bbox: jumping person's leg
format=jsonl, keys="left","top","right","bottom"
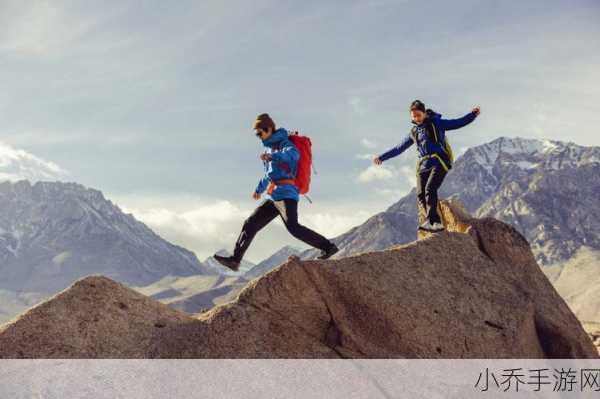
{"left": 424, "top": 166, "right": 447, "bottom": 225}
{"left": 231, "top": 200, "right": 280, "bottom": 262}
{"left": 277, "top": 199, "right": 337, "bottom": 257}
{"left": 416, "top": 169, "right": 431, "bottom": 215}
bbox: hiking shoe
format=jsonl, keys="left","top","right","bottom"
{"left": 429, "top": 222, "right": 445, "bottom": 232}
{"left": 418, "top": 221, "right": 445, "bottom": 232}
{"left": 213, "top": 254, "right": 240, "bottom": 272}
{"left": 318, "top": 244, "right": 339, "bottom": 260}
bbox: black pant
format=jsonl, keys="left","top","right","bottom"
{"left": 416, "top": 166, "right": 447, "bottom": 224}
{"left": 233, "top": 199, "right": 332, "bottom": 262}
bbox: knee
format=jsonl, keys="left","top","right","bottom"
{"left": 242, "top": 216, "right": 258, "bottom": 232}
{"left": 424, "top": 185, "right": 438, "bottom": 196}
{"left": 285, "top": 222, "right": 302, "bottom": 237}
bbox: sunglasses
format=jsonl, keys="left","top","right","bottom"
{"left": 255, "top": 129, "right": 266, "bottom": 138}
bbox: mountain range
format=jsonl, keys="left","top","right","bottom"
{"left": 0, "top": 180, "right": 216, "bottom": 322}
{"left": 0, "top": 136, "right": 597, "bottom": 329}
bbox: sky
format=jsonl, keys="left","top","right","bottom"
{"left": 0, "top": 0, "right": 598, "bottom": 262}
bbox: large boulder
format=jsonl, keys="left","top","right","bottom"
{"left": 0, "top": 202, "right": 596, "bottom": 358}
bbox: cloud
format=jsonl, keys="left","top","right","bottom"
{"left": 117, "top": 195, "right": 382, "bottom": 263}
{"left": 0, "top": 141, "right": 69, "bottom": 182}
{"left": 361, "top": 138, "right": 377, "bottom": 149}
{"left": 348, "top": 96, "right": 367, "bottom": 116}
{"left": 116, "top": 197, "right": 377, "bottom": 262}
{"left": 357, "top": 164, "right": 395, "bottom": 183}
{"left": 355, "top": 153, "right": 375, "bottom": 160}
{"left": 121, "top": 200, "right": 250, "bottom": 260}
{"left": 375, "top": 187, "right": 408, "bottom": 199}
{"left": 302, "top": 209, "right": 372, "bottom": 237}
{"left": 0, "top": 2, "right": 98, "bottom": 56}
{"left": 398, "top": 165, "right": 415, "bottom": 182}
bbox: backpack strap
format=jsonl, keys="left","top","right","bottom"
{"left": 425, "top": 119, "right": 439, "bottom": 144}
{"left": 410, "top": 126, "right": 418, "bottom": 143}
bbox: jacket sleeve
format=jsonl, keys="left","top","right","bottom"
{"left": 255, "top": 175, "right": 270, "bottom": 194}
{"left": 378, "top": 134, "right": 414, "bottom": 162}
{"left": 270, "top": 142, "right": 300, "bottom": 165}
{"left": 438, "top": 111, "right": 477, "bottom": 131}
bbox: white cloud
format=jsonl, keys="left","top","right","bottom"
{"left": 122, "top": 200, "right": 250, "bottom": 260}
{"left": 116, "top": 195, "right": 385, "bottom": 263}
{"left": 398, "top": 165, "right": 415, "bottom": 182}
{"left": 361, "top": 138, "right": 377, "bottom": 149}
{"left": 302, "top": 210, "right": 372, "bottom": 237}
{"left": 375, "top": 187, "right": 407, "bottom": 198}
{"left": 0, "top": 141, "right": 68, "bottom": 182}
{"left": 348, "top": 96, "right": 367, "bottom": 116}
{"left": 357, "top": 164, "right": 395, "bottom": 183}
{"left": 355, "top": 153, "right": 375, "bottom": 160}
{"left": 0, "top": 2, "right": 98, "bottom": 56}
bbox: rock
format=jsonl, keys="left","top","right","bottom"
{"left": 417, "top": 199, "right": 472, "bottom": 240}
{"left": 582, "top": 322, "right": 600, "bottom": 356}
{"left": 0, "top": 203, "right": 596, "bottom": 359}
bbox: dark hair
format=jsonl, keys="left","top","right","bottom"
{"left": 410, "top": 100, "right": 426, "bottom": 113}
{"left": 253, "top": 113, "right": 276, "bottom": 132}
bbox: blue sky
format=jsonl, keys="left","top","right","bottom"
{"left": 0, "top": 0, "right": 598, "bottom": 262}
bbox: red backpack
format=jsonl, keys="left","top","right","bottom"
{"left": 288, "top": 132, "right": 312, "bottom": 195}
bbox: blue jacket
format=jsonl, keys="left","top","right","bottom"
{"left": 379, "top": 111, "right": 477, "bottom": 171}
{"left": 255, "top": 128, "right": 300, "bottom": 201}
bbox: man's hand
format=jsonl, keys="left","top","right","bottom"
{"left": 252, "top": 192, "right": 261, "bottom": 200}
{"left": 260, "top": 153, "right": 272, "bottom": 162}
{"left": 472, "top": 106, "right": 481, "bottom": 116}
{"left": 373, "top": 156, "right": 383, "bottom": 165}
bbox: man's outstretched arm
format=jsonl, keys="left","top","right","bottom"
{"left": 376, "top": 134, "right": 414, "bottom": 163}
{"left": 439, "top": 106, "right": 481, "bottom": 131}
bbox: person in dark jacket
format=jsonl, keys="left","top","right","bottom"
{"left": 374, "top": 100, "right": 480, "bottom": 232}
{"left": 213, "top": 113, "right": 338, "bottom": 271}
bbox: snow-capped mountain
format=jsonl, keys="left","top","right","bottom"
{"left": 0, "top": 142, "right": 67, "bottom": 183}
{"left": 304, "top": 137, "right": 600, "bottom": 267}
{"left": 0, "top": 180, "right": 214, "bottom": 295}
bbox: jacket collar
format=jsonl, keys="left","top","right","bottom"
{"left": 262, "top": 128, "right": 288, "bottom": 148}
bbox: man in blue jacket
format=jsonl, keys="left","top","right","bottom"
{"left": 214, "top": 113, "right": 338, "bottom": 271}
{"left": 374, "top": 100, "right": 480, "bottom": 232}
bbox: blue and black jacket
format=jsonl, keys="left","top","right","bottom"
{"left": 379, "top": 110, "right": 477, "bottom": 172}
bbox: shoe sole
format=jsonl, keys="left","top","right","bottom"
{"left": 418, "top": 226, "right": 445, "bottom": 233}
{"left": 213, "top": 258, "right": 240, "bottom": 272}
{"left": 318, "top": 248, "right": 339, "bottom": 260}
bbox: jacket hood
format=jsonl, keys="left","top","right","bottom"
{"left": 427, "top": 110, "right": 442, "bottom": 119}
{"left": 262, "top": 128, "right": 289, "bottom": 148}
